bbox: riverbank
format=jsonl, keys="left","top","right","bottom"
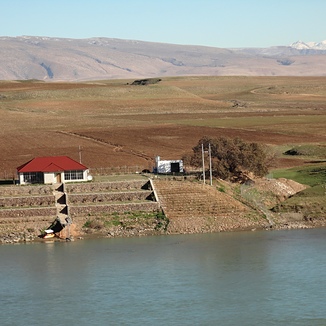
{"left": 1, "top": 176, "right": 325, "bottom": 244}
{"left": 2, "top": 214, "right": 325, "bottom": 245}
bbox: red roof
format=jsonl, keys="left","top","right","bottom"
{"left": 17, "top": 156, "right": 88, "bottom": 173}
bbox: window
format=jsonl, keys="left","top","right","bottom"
{"left": 64, "top": 170, "right": 84, "bottom": 181}
{"left": 23, "top": 172, "right": 44, "bottom": 184}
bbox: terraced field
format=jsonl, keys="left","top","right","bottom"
{"left": 153, "top": 179, "right": 268, "bottom": 233}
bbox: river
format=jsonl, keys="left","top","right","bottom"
{"left": 1, "top": 228, "right": 326, "bottom": 326}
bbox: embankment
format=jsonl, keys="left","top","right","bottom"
{"left": 0, "top": 176, "right": 325, "bottom": 244}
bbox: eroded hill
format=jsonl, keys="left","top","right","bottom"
{"left": 1, "top": 36, "right": 326, "bottom": 80}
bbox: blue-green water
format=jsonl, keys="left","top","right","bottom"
{"left": 1, "top": 229, "right": 326, "bottom": 326}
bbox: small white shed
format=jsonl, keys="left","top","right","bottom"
{"left": 154, "top": 156, "right": 183, "bottom": 174}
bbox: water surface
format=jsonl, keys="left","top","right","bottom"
{"left": 1, "top": 229, "right": 326, "bottom": 325}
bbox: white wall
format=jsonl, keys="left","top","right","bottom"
{"left": 155, "top": 157, "right": 183, "bottom": 174}
{"left": 44, "top": 172, "right": 56, "bottom": 184}
{"left": 18, "top": 173, "right": 25, "bottom": 185}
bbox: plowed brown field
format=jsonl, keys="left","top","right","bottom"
{"left": 1, "top": 76, "right": 326, "bottom": 177}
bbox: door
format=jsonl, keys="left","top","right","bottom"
{"left": 170, "top": 162, "right": 180, "bottom": 173}
{"left": 56, "top": 173, "right": 61, "bottom": 183}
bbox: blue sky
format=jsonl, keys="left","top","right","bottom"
{"left": 2, "top": 0, "right": 325, "bottom": 48}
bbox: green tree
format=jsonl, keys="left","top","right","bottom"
{"left": 190, "top": 136, "right": 268, "bottom": 181}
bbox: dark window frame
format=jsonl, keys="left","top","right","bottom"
{"left": 23, "top": 172, "right": 44, "bottom": 184}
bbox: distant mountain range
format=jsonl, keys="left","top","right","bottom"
{"left": 0, "top": 36, "right": 325, "bottom": 81}
{"left": 290, "top": 40, "right": 326, "bottom": 50}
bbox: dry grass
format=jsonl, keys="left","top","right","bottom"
{"left": 0, "top": 76, "right": 326, "bottom": 177}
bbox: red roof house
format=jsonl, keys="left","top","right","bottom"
{"left": 17, "top": 156, "right": 90, "bottom": 184}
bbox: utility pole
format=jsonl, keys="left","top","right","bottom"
{"left": 209, "top": 143, "right": 213, "bottom": 186}
{"left": 201, "top": 143, "right": 205, "bottom": 184}
{"left": 79, "top": 145, "right": 82, "bottom": 163}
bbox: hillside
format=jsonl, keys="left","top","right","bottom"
{"left": 1, "top": 36, "right": 326, "bottom": 80}
{"left": 0, "top": 76, "right": 325, "bottom": 178}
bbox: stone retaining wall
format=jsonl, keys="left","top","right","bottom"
{"left": 65, "top": 180, "right": 149, "bottom": 193}
{"left": 0, "top": 185, "right": 53, "bottom": 196}
{"left": 69, "top": 202, "right": 159, "bottom": 217}
{"left": 0, "top": 179, "right": 158, "bottom": 243}
{"left": 0, "top": 207, "right": 57, "bottom": 218}
{"left": 68, "top": 191, "right": 153, "bottom": 205}
{"left": 0, "top": 195, "right": 55, "bottom": 208}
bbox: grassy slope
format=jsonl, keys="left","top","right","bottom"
{"left": 272, "top": 164, "right": 326, "bottom": 187}
{"left": 271, "top": 160, "right": 326, "bottom": 217}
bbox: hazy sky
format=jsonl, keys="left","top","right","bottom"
{"left": 2, "top": 0, "right": 325, "bottom": 48}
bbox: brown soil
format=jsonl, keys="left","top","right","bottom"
{"left": 0, "top": 76, "right": 325, "bottom": 177}
{"left": 153, "top": 179, "right": 269, "bottom": 233}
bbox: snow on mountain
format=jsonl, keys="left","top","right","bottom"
{"left": 290, "top": 40, "right": 311, "bottom": 49}
{"left": 291, "top": 40, "right": 326, "bottom": 50}
{"left": 314, "top": 40, "right": 326, "bottom": 50}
